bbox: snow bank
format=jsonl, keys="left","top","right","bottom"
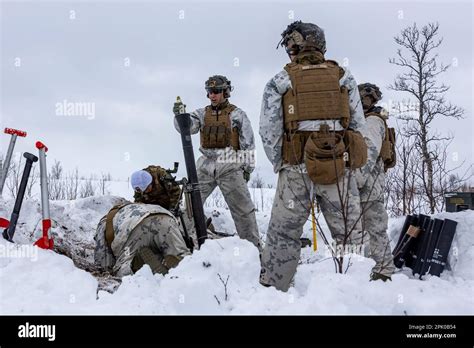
{"left": 0, "top": 195, "right": 473, "bottom": 315}
{"left": 1, "top": 236, "right": 472, "bottom": 315}
{"left": 0, "top": 239, "right": 98, "bottom": 314}
{"left": 0, "top": 195, "right": 125, "bottom": 270}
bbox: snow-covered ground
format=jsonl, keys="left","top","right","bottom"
{"left": 0, "top": 191, "right": 473, "bottom": 315}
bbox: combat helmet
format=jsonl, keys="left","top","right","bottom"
{"left": 205, "top": 75, "right": 233, "bottom": 98}
{"left": 358, "top": 83, "right": 383, "bottom": 110}
{"left": 277, "top": 20, "right": 326, "bottom": 55}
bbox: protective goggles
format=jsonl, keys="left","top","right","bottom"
{"left": 206, "top": 88, "right": 224, "bottom": 95}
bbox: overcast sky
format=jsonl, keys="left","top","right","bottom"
{"left": 1, "top": 0, "right": 472, "bottom": 187}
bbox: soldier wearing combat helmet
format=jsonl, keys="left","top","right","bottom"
{"left": 172, "top": 75, "right": 261, "bottom": 252}
{"left": 356, "top": 82, "right": 396, "bottom": 281}
{"left": 259, "top": 21, "right": 368, "bottom": 291}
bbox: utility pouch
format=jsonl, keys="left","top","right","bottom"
{"left": 304, "top": 129, "right": 345, "bottom": 185}
{"left": 283, "top": 132, "right": 309, "bottom": 165}
{"left": 382, "top": 127, "right": 396, "bottom": 171}
{"left": 343, "top": 129, "right": 368, "bottom": 169}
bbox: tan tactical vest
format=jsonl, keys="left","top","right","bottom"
{"left": 200, "top": 104, "right": 240, "bottom": 150}
{"left": 281, "top": 60, "right": 351, "bottom": 165}
{"left": 365, "top": 110, "right": 396, "bottom": 172}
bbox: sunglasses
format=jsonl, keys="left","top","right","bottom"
{"left": 207, "top": 88, "right": 224, "bottom": 95}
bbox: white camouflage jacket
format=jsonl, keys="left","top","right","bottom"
{"left": 356, "top": 109, "right": 388, "bottom": 202}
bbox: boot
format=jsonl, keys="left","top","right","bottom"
{"left": 370, "top": 272, "right": 392, "bottom": 282}
{"left": 163, "top": 254, "right": 182, "bottom": 269}
{"left": 131, "top": 247, "right": 168, "bottom": 275}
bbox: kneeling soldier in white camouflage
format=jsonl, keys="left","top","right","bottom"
{"left": 356, "top": 83, "right": 396, "bottom": 281}
{"left": 94, "top": 166, "right": 195, "bottom": 277}
{"left": 172, "top": 75, "right": 262, "bottom": 252}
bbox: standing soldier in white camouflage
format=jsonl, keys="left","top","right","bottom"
{"left": 259, "top": 21, "right": 369, "bottom": 291}
{"left": 356, "top": 83, "right": 396, "bottom": 281}
{"left": 173, "top": 75, "right": 261, "bottom": 251}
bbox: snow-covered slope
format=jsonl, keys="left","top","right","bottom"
{"left": 0, "top": 195, "right": 126, "bottom": 270}
{"left": 0, "top": 194, "right": 473, "bottom": 314}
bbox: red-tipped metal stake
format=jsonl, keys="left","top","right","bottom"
{"left": 0, "top": 128, "right": 27, "bottom": 196}
{"left": 33, "top": 141, "right": 54, "bottom": 250}
{"left": 0, "top": 218, "right": 9, "bottom": 229}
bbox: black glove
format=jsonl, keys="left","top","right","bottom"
{"left": 243, "top": 170, "right": 251, "bottom": 183}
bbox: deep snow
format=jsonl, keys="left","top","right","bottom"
{"left": 0, "top": 192, "right": 473, "bottom": 315}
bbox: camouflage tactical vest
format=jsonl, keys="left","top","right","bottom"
{"left": 134, "top": 165, "right": 182, "bottom": 210}
{"left": 200, "top": 102, "right": 240, "bottom": 150}
{"left": 365, "top": 107, "right": 396, "bottom": 172}
{"left": 282, "top": 55, "right": 351, "bottom": 165}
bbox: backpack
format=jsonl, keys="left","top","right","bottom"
{"left": 366, "top": 107, "right": 396, "bottom": 172}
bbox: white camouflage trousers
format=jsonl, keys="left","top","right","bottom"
{"left": 260, "top": 167, "right": 365, "bottom": 291}
{"left": 361, "top": 199, "right": 396, "bottom": 277}
{"left": 113, "top": 214, "right": 191, "bottom": 277}
{"left": 197, "top": 155, "right": 262, "bottom": 251}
